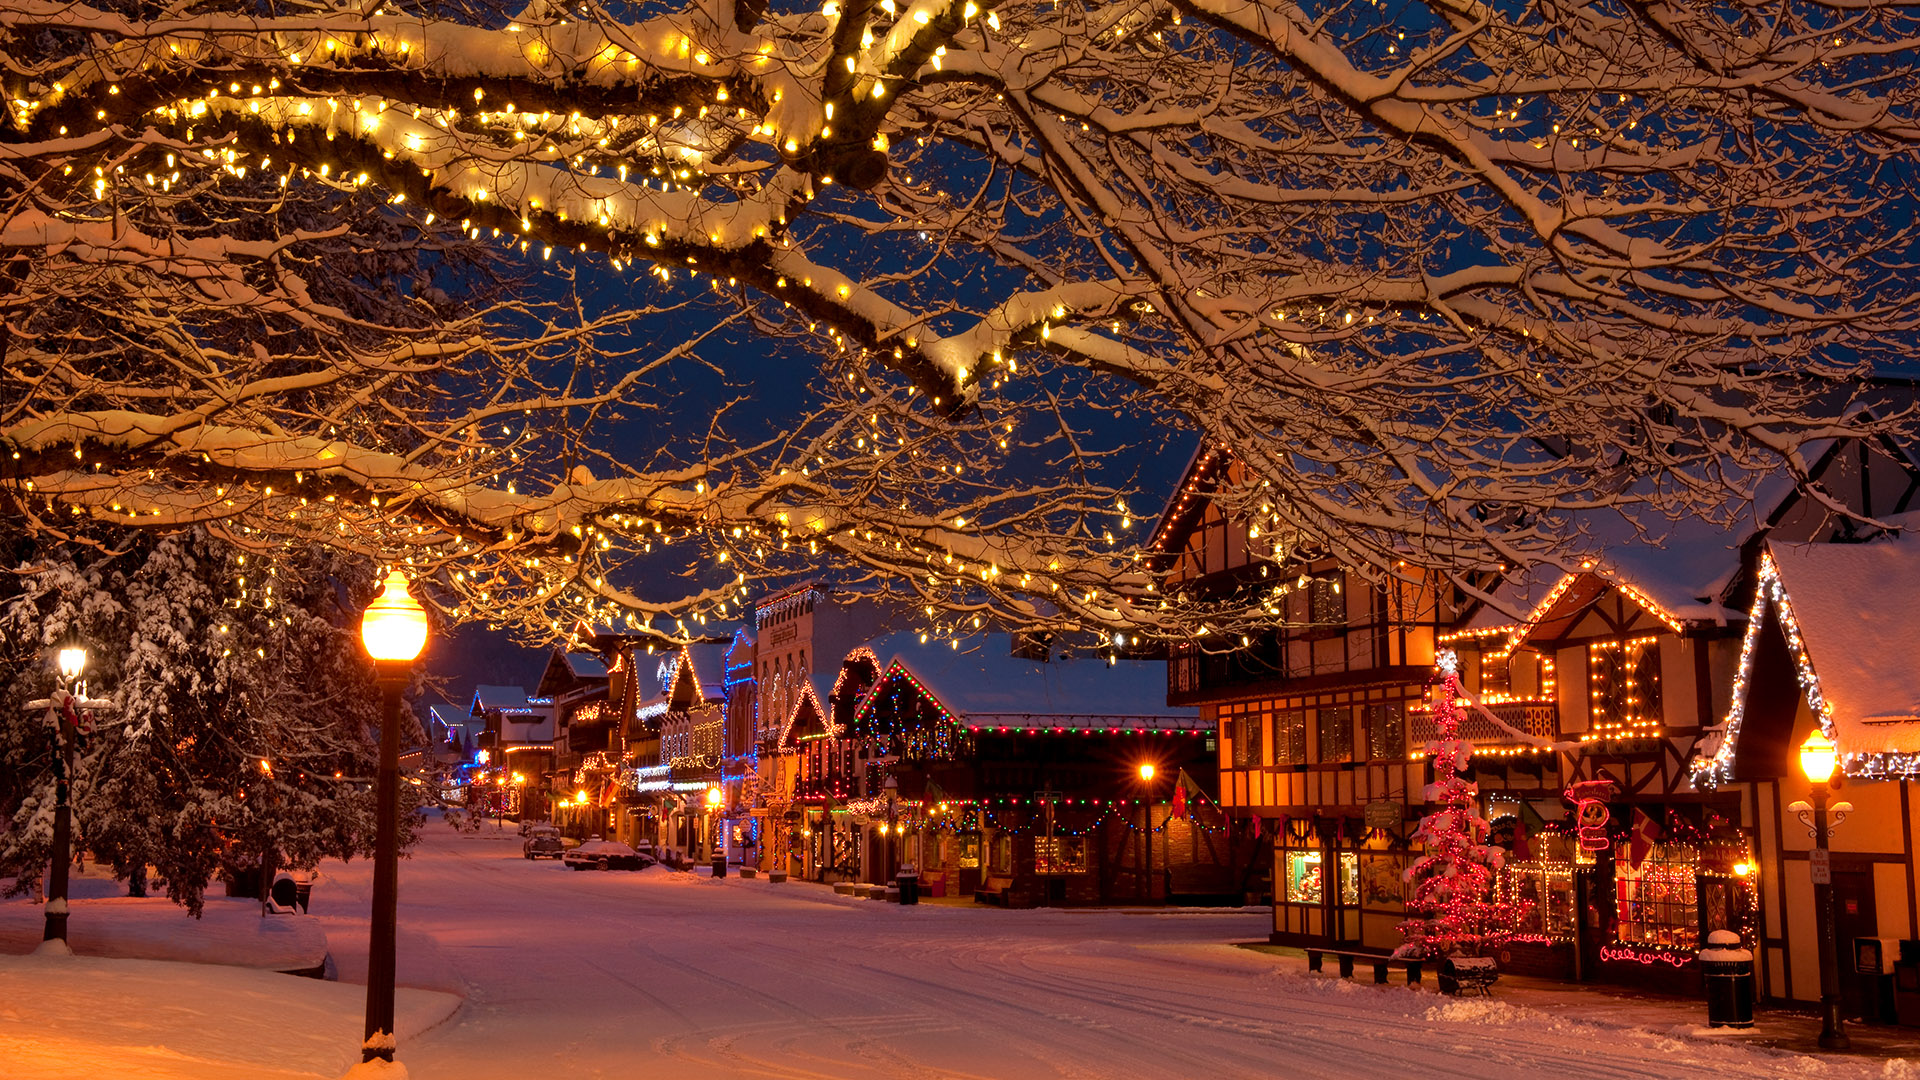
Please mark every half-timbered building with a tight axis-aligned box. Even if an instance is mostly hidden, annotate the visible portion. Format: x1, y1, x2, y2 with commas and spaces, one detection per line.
1152, 421, 1919, 994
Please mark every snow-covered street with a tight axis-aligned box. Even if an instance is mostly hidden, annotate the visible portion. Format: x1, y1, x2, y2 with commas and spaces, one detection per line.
291, 827, 1898, 1080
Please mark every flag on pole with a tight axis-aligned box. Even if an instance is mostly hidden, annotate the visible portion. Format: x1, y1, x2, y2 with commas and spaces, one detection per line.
1628, 807, 1663, 868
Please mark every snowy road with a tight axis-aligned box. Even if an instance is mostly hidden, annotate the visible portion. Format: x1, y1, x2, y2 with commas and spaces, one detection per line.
317, 828, 1892, 1080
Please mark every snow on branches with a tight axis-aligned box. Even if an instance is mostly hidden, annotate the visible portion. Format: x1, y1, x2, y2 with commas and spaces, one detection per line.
1396, 651, 1527, 961
2, 0, 1915, 642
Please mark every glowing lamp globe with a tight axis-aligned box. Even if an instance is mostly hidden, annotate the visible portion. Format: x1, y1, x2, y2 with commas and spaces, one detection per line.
56, 645, 87, 681
705, 786, 724, 809
360, 571, 429, 663
1138, 763, 1156, 783
1799, 730, 1839, 784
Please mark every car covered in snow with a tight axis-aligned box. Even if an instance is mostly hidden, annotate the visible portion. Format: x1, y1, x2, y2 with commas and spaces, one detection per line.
522, 834, 565, 860
563, 840, 653, 871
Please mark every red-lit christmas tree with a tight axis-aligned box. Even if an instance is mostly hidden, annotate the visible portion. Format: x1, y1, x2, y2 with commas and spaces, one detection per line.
1395, 650, 1529, 961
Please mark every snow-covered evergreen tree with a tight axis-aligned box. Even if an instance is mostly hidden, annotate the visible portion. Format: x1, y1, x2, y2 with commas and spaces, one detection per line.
0, 526, 424, 914
1395, 651, 1527, 961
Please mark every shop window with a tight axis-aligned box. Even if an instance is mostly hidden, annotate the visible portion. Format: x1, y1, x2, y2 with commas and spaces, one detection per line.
1232, 707, 1264, 768
1316, 706, 1353, 763
991, 833, 1014, 875
957, 832, 982, 869
1034, 836, 1088, 874
1615, 843, 1699, 950
1283, 849, 1358, 905
1499, 860, 1578, 942
1274, 710, 1307, 765
1365, 702, 1405, 760
1358, 852, 1405, 908
1588, 636, 1663, 737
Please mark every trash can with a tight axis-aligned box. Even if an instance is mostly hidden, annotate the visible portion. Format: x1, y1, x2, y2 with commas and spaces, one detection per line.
896, 870, 919, 906
711, 854, 727, 879
1700, 930, 1755, 1028
269, 873, 298, 913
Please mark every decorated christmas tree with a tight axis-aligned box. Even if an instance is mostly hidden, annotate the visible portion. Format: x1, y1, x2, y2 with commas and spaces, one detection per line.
1395, 650, 1529, 960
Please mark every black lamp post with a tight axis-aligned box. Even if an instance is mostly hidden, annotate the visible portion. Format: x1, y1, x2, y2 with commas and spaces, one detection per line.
1794, 730, 1852, 1051
1138, 762, 1158, 904
357, 571, 428, 1065
40, 637, 90, 945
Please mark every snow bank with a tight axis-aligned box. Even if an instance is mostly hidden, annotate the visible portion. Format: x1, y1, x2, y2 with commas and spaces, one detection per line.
0, 896, 328, 971
0, 951, 459, 1080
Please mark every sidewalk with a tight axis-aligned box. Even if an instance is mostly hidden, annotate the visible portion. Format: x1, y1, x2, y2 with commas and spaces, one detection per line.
1238, 942, 1920, 1061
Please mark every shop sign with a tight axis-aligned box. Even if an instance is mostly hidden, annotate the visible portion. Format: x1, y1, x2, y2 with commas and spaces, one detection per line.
1365, 800, 1401, 831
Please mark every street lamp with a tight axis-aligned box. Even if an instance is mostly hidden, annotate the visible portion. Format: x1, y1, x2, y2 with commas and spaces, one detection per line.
883, 775, 900, 882
1137, 763, 1158, 904
357, 570, 428, 1065
705, 784, 726, 877
1793, 729, 1852, 1051
37, 633, 103, 946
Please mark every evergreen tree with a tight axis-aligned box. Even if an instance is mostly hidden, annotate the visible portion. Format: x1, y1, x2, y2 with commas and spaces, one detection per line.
1395, 651, 1528, 960
0, 527, 424, 914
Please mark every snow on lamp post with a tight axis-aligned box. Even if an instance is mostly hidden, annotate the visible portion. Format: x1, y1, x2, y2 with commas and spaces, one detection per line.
28, 634, 113, 949
357, 570, 428, 1065
1790, 730, 1852, 1051
1137, 763, 1158, 904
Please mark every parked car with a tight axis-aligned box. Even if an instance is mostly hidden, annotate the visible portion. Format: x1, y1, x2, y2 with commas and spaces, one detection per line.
563, 840, 653, 871
518, 819, 553, 837
523, 834, 565, 860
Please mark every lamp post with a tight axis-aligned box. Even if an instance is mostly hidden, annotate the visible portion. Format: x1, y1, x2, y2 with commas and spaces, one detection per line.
357, 571, 428, 1065
1788, 730, 1853, 1050
705, 784, 726, 877
32, 637, 103, 946
1138, 763, 1157, 905
883, 775, 899, 882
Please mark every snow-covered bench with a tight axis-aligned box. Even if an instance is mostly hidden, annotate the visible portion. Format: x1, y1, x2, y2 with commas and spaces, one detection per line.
1304, 948, 1424, 986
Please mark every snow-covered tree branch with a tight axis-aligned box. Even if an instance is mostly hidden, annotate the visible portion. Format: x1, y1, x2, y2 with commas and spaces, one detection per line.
2, 0, 1914, 643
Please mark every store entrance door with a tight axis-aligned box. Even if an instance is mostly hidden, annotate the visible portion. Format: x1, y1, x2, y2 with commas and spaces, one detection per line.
1833, 869, 1879, 1021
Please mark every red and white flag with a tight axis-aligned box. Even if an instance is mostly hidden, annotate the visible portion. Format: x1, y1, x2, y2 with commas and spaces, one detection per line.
1628, 807, 1663, 868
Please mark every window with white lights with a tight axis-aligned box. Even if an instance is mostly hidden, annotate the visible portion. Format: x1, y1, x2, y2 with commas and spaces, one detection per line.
1498, 859, 1578, 942
1228, 704, 1264, 768
1365, 702, 1406, 760
1587, 636, 1663, 737
1274, 710, 1307, 765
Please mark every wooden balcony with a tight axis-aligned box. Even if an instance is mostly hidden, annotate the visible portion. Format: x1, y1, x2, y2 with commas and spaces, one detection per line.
1409, 699, 1558, 748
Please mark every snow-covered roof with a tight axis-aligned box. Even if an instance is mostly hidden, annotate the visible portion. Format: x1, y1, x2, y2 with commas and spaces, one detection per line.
469, 685, 529, 714
636, 641, 730, 712
1770, 535, 1920, 752
564, 652, 608, 678
861, 631, 1195, 722
1459, 507, 1755, 634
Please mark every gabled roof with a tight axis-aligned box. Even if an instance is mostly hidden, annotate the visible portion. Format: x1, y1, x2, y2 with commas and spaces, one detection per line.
779, 672, 840, 747
1693, 522, 1920, 786
1772, 532, 1920, 756
469, 685, 529, 715
857, 631, 1197, 722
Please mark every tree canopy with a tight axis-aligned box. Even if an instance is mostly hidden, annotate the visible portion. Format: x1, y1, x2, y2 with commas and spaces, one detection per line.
4, 0, 1915, 643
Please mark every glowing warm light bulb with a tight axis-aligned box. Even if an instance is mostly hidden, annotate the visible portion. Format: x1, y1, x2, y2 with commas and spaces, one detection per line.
360, 570, 429, 662
1799, 729, 1838, 784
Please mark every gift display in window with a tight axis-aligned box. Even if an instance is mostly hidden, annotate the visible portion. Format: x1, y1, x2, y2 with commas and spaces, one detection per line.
1284, 850, 1358, 905
1034, 836, 1088, 875
1615, 843, 1699, 950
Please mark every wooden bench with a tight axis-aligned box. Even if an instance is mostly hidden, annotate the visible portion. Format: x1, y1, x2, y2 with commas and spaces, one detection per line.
974, 884, 1010, 906
1305, 948, 1424, 986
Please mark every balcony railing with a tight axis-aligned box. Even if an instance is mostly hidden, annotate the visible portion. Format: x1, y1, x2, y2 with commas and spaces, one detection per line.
1409, 699, 1558, 748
